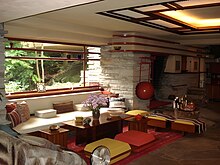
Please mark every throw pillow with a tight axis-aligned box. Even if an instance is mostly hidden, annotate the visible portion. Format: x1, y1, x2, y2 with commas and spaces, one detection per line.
109, 97, 126, 109
16, 101, 31, 122
5, 102, 17, 113
7, 109, 22, 127
53, 101, 74, 114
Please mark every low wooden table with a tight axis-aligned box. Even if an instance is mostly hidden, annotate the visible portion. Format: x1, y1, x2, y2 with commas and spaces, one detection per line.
63, 112, 124, 144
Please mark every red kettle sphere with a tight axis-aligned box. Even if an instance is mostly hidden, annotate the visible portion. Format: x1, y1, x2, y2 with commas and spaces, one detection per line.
136, 81, 154, 100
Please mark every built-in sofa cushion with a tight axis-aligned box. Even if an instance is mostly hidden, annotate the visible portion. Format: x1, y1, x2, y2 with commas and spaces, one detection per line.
35, 109, 57, 118
7, 109, 22, 127
53, 101, 74, 114
5, 102, 16, 113
13, 109, 110, 134
16, 101, 31, 122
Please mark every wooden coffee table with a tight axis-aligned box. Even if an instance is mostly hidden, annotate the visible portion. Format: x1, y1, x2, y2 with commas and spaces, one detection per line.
63, 112, 123, 144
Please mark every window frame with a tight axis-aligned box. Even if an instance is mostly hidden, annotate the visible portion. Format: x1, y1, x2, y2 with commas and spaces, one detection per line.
5, 38, 102, 99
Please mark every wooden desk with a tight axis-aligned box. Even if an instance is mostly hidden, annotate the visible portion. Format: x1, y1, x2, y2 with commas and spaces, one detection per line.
39, 128, 69, 148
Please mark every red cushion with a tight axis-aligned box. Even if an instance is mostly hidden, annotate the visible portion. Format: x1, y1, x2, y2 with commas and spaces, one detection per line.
115, 130, 155, 147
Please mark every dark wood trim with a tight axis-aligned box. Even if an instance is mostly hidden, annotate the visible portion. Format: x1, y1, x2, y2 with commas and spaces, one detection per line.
106, 0, 182, 13
108, 49, 208, 58
170, 2, 183, 10
6, 86, 102, 99
112, 34, 209, 52
182, 29, 220, 35
98, 1, 220, 35
162, 3, 178, 10
152, 12, 196, 30
108, 41, 204, 54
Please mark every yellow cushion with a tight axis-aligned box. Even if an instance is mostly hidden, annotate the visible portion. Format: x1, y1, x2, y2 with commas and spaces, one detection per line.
126, 110, 149, 116
174, 119, 194, 125
84, 138, 131, 164
148, 116, 166, 121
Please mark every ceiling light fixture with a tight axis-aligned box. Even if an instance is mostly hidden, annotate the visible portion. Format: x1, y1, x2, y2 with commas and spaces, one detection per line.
161, 10, 220, 28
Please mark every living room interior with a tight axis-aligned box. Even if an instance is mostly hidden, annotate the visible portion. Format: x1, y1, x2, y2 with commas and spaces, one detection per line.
0, 0, 220, 164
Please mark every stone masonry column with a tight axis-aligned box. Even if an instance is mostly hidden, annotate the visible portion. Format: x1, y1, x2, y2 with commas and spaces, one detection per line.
0, 23, 10, 125
100, 46, 151, 110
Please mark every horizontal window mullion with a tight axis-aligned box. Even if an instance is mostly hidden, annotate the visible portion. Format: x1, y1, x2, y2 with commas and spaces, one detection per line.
5, 56, 100, 61
5, 47, 100, 55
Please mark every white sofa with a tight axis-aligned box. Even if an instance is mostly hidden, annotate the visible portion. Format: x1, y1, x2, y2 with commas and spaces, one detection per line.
9, 91, 110, 134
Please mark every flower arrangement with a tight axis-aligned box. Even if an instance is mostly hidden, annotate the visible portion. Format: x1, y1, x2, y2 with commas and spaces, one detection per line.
83, 94, 108, 113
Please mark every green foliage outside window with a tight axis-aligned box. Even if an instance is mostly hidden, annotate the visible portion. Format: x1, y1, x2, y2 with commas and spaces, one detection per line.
4, 41, 83, 93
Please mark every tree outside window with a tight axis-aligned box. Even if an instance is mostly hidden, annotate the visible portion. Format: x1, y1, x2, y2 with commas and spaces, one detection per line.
4, 40, 101, 93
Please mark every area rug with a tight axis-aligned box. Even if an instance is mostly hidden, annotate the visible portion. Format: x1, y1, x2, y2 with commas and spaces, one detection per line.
67, 130, 183, 165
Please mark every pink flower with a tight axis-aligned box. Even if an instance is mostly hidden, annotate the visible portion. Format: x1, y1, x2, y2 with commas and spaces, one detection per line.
83, 94, 108, 111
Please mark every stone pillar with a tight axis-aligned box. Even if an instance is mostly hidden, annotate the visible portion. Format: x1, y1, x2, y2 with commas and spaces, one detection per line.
0, 23, 10, 125
100, 46, 151, 110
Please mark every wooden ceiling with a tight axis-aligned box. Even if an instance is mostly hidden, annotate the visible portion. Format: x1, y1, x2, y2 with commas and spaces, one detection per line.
98, 0, 220, 35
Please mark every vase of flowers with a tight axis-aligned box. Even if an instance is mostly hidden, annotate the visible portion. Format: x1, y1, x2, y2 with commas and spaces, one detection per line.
83, 94, 108, 120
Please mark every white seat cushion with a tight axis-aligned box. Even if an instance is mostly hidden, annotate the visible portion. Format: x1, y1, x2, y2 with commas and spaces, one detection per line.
35, 109, 57, 118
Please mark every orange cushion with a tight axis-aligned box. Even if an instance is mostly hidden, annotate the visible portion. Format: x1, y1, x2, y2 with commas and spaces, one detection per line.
115, 130, 155, 147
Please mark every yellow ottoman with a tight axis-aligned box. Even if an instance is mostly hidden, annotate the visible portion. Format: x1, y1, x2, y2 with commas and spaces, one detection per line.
171, 119, 195, 133
147, 116, 167, 128
84, 138, 131, 164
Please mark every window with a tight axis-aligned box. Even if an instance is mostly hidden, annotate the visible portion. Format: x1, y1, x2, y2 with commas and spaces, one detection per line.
5, 40, 101, 94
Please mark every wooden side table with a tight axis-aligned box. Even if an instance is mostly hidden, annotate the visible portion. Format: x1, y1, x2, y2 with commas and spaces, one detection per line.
39, 128, 69, 148
124, 117, 148, 132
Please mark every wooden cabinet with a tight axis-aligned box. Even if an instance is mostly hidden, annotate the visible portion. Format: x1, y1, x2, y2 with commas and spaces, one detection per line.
39, 128, 69, 148
206, 63, 220, 100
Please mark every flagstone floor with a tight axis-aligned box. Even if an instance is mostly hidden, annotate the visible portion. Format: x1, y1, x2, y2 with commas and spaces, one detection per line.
128, 101, 220, 165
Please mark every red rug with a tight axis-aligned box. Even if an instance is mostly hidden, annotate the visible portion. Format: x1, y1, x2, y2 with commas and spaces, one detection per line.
67, 130, 182, 165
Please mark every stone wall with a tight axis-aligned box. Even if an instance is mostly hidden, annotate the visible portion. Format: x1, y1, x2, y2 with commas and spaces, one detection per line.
0, 23, 10, 124
157, 73, 199, 100
100, 46, 151, 110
